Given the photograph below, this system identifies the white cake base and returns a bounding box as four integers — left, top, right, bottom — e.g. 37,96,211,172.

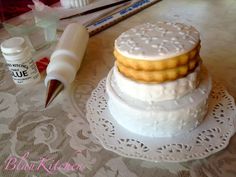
106,67,211,137
86,79,236,162
113,63,201,102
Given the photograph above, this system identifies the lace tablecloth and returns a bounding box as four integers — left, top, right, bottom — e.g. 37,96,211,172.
1,0,236,176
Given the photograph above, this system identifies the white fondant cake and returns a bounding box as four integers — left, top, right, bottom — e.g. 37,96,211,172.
106,22,211,137
115,22,200,60
113,62,201,102
106,67,211,137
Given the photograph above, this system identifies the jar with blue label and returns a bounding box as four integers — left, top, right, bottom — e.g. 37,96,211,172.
1,37,41,86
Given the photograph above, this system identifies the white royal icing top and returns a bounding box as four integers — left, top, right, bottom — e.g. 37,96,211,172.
115,22,200,61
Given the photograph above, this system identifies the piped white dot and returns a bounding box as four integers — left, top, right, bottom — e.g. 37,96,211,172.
152,44,159,48
152,37,158,40
134,47,141,50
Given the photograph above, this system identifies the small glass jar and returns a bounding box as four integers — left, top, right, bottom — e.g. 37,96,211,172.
1,37,41,86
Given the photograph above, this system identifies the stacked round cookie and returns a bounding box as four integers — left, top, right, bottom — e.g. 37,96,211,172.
106,22,212,137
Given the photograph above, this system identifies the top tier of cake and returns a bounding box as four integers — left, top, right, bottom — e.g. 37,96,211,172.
115,22,200,61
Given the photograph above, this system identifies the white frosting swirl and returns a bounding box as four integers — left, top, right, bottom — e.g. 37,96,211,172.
115,22,200,61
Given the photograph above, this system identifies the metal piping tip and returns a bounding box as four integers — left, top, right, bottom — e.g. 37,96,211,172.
45,80,64,108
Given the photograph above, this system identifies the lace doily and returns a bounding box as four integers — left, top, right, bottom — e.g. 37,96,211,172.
86,79,236,162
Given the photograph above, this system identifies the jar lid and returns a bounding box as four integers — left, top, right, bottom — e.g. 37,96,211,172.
1,37,27,54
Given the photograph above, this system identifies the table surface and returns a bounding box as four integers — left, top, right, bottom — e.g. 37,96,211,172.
1,0,236,176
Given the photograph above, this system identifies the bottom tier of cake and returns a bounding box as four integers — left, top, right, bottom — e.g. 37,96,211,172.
106,66,212,137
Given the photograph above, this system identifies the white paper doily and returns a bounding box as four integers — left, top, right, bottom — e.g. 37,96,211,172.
86,79,236,162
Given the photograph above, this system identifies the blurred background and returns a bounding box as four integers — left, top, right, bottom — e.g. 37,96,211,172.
0,0,59,22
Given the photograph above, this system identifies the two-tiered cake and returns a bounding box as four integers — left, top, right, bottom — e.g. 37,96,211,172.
106,22,211,137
